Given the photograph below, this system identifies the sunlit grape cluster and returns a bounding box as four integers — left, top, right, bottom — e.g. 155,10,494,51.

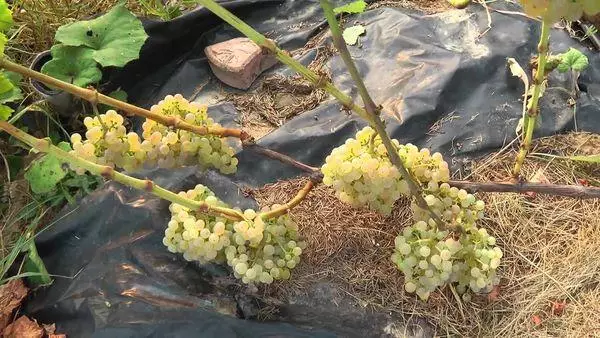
70,110,145,173
225,206,305,285
411,183,485,228
69,95,238,175
165,184,305,285
519,0,600,23
142,94,237,174
321,127,449,215
392,220,502,301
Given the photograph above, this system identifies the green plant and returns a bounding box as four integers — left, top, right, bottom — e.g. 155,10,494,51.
512,0,600,178
138,0,182,21
41,3,148,89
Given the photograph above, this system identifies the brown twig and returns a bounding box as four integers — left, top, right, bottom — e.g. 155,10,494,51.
448,180,600,199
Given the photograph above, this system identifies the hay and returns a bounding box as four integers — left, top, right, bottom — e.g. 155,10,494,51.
250,132,600,336
227,44,334,139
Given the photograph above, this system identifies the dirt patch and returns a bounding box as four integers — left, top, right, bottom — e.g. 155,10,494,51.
250,132,600,336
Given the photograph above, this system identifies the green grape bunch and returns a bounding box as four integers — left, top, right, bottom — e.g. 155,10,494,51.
165,184,306,285
519,0,600,23
142,95,238,174
69,94,238,175
392,219,502,301
321,126,449,215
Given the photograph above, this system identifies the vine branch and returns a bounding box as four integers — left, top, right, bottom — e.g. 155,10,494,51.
0,58,249,141
319,0,445,228
449,180,600,199
0,121,245,221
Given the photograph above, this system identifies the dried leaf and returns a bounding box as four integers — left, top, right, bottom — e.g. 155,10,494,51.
532,314,542,326
0,279,29,330
552,301,566,316
3,316,43,338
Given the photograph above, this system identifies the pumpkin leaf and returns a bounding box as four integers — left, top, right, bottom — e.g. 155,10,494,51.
41,44,102,87
25,141,72,194
55,4,148,67
557,48,589,73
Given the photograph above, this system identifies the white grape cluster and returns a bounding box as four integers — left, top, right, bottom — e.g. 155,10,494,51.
519,0,600,23
321,127,449,215
70,110,145,173
165,184,305,285
142,95,237,174
69,95,238,175
392,221,501,301
411,183,485,228
323,127,501,300
226,206,305,285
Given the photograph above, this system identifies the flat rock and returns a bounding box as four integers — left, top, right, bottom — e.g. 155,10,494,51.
205,37,277,90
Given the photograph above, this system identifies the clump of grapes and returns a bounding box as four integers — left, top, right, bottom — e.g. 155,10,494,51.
142,94,238,174
321,126,449,215
165,184,305,285
69,95,238,175
392,219,502,301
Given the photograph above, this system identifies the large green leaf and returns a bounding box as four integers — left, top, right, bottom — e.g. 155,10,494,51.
0,104,12,120
0,0,13,32
0,71,23,104
41,45,102,87
55,4,148,67
334,0,367,14
25,141,72,194
582,0,600,15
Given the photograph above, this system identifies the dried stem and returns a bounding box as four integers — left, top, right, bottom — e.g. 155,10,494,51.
0,121,245,221
0,58,249,141
512,20,551,178
259,180,316,219
449,180,600,199
319,0,445,227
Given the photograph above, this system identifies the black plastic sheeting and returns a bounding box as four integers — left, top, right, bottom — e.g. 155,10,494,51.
26,1,600,337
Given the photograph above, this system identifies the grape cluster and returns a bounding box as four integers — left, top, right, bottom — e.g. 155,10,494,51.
70,110,145,173
519,0,600,23
321,127,449,215
142,95,237,174
69,95,238,175
165,184,305,285
392,220,502,301
411,183,485,228
225,206,305,285
323,127,501,300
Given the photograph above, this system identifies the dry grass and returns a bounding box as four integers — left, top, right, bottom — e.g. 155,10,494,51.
227,44,334,140
370,0,451,14
251,132,600,337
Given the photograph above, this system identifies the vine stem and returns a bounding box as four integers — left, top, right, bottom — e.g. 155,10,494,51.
0,58,249,141
258,180,316,219
0,121,245,221
512,20,551,178
319,0,445,228
196,0,369,120
448,180,600,199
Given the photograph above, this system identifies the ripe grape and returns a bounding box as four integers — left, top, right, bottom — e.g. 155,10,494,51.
142,95,237,174
164,184,305,285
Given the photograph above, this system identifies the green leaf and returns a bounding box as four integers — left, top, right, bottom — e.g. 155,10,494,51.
0,71,23,104
582,0,600,15
0,104,12,120
24,141,72,194
342,25,366,46
100,88,128,112
334,0,367,14
557,48,589,73
41,44,102,87
0,0,13,32
23,241,52,286
55,4,148,67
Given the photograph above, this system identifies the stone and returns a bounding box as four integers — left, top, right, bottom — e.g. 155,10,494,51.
205,37,277,90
